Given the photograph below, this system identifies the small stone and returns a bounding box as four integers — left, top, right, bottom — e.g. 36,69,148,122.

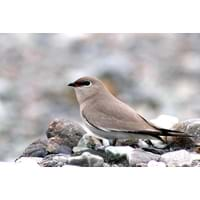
150,115,179,129
148,160,166,167
40,154,70,167
105,146,134,160
160,150,192,167
76,133,103,150
105,146,132,166
67,152,104,167
103,163,110,167
46,119,86,148
127,149,160,166
18,138,48,159
15,157,42,166
47,136,72,155
105,146,160,166
167,118,200,150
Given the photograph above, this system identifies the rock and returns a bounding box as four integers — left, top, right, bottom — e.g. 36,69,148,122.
150,115,179,144
105,146,133,161
150,115,179,129
173,118,200,140
168,118,200,150
160,150,193,167
15,157,42,166
73,133,109,160
105,146,160,166
40,154,70,167
18,138,48,158
67,152,104,167
75,133,103,150
147,160,166,167
47,136,72,155
46,119,86,148
127,149,160,166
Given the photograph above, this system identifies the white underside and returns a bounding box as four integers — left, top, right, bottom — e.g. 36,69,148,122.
84,122,157,140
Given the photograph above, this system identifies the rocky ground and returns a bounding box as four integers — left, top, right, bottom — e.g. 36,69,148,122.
1,34,200,161
14,116,200,167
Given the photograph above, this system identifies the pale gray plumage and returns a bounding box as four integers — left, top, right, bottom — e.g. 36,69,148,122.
68,76,190,142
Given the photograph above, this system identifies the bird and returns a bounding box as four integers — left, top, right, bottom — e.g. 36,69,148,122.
67,76,191,143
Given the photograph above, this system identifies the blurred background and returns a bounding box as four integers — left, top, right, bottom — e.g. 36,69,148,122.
0,33,200,161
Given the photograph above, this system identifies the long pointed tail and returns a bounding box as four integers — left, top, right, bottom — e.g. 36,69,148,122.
159,128,193,137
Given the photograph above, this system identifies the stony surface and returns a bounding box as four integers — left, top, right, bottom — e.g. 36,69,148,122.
67,152,104,167
150,115,179,129
40,154,70,167
14,117,200,167
127,149,160,166
17,119,84,160
160,150,200,167
2,34,200,161
165,119,200,150
46,119,86,148
47,136,72,154
75,133,103,150
18,138,48,158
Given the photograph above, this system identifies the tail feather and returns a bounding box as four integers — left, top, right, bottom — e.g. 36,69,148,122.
159,128,193,137
138,114,192,137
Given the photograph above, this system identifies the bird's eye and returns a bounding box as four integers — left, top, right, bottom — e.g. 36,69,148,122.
83,81,91,86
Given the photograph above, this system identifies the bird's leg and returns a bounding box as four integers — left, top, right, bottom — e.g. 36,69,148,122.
111,139,118,146
144,139,154,147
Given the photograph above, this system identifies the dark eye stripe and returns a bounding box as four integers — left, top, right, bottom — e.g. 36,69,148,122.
75,80,91,87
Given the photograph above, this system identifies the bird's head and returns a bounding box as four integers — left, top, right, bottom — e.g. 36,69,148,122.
67,76,108,104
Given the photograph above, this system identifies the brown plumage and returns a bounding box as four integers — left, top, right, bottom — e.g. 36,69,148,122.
68,76,191,142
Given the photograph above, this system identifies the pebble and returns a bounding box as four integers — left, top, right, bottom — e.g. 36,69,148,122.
46,119,86,148
173,118,200,142
150,115,179,129
160,150,193,167
127,149,160,166
18,138,48,158
40,154,70,167
105,146,134,159
76,133,103,150
166,118,200,150
67,152,104,167
105,146,160,166
47,136,72,155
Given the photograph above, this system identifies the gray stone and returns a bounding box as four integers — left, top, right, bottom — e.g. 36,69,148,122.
150,115,179,129
170,119,200,150
40,154,70,167
67,152,104,167
127,149,160,166
18,137,48,158
46,119,86,148
76,133,103,150
105,146,134,160
105,146,160,166
160,150,193,167
46,136,72,155
173,118,200,139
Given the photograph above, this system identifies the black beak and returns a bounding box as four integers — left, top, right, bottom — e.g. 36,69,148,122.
67,82,76,87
